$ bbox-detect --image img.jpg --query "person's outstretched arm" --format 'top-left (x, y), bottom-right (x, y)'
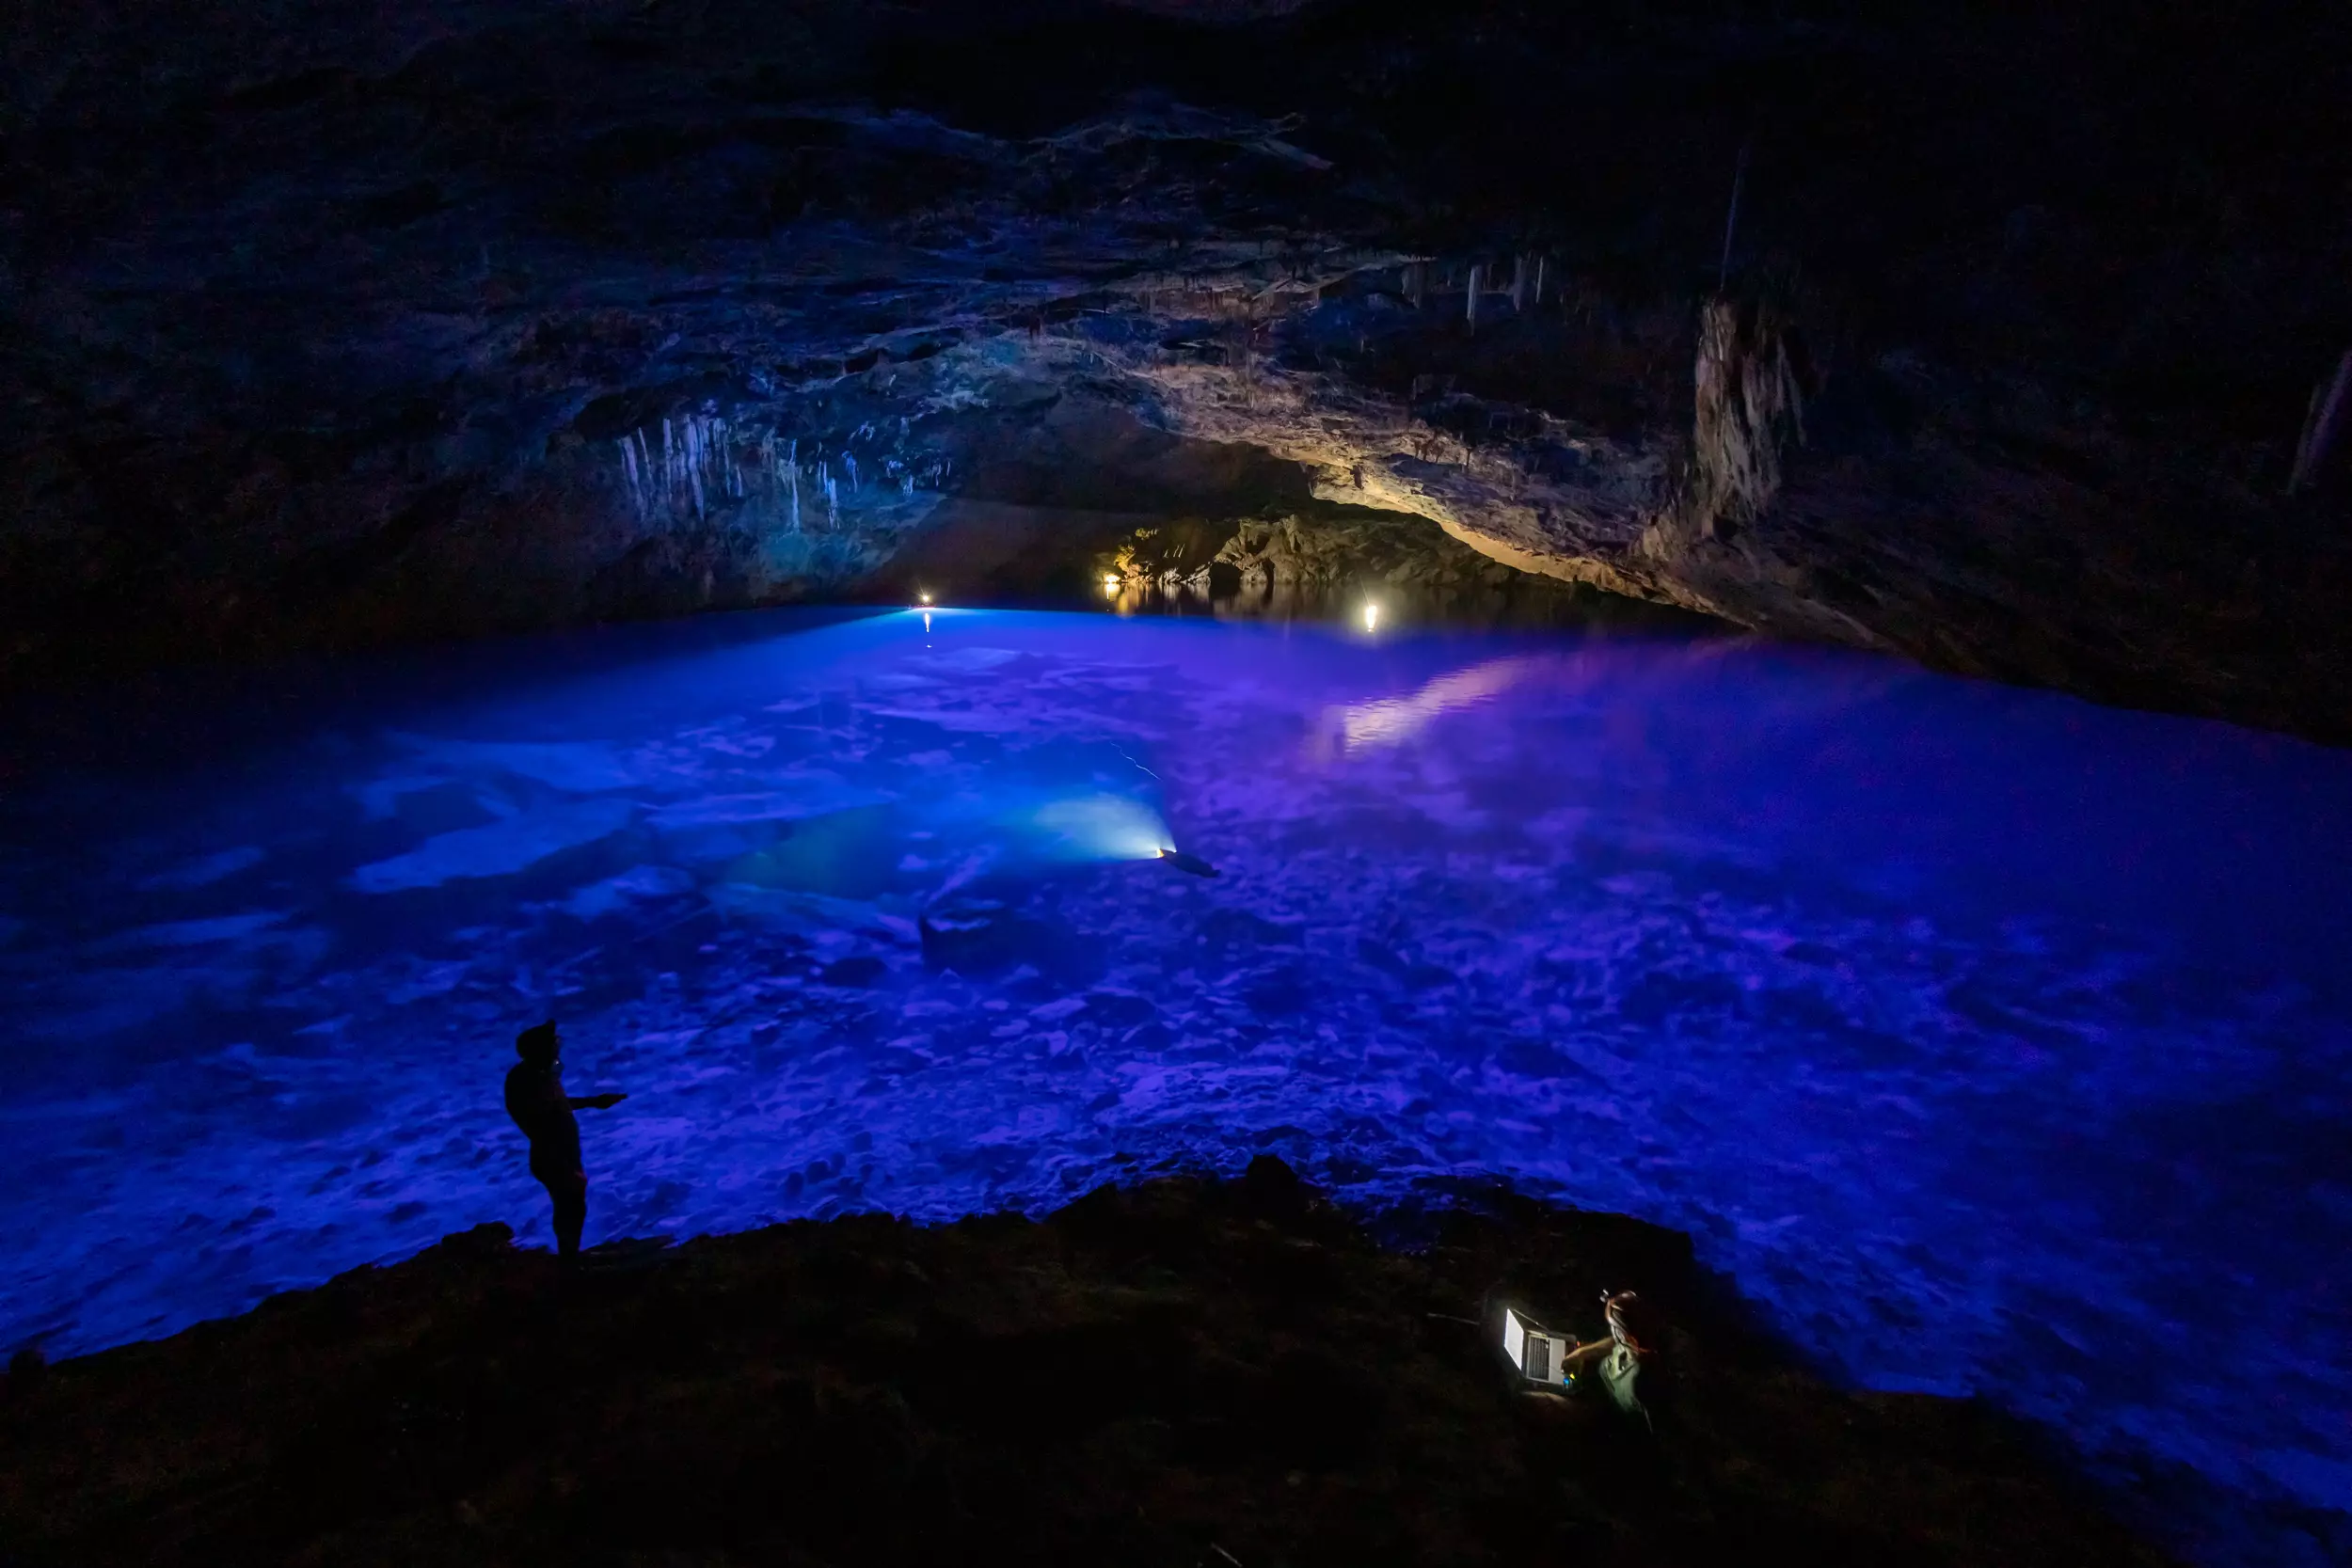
top-left (567, 1091), bottom-right (628, 1110)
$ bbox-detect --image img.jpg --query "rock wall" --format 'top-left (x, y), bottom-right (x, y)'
top-left (3, 0), bottom-right (2347, 738)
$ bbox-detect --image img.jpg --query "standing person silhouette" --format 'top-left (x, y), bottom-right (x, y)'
top-left (504, 1021), bottom-right (626, 1258)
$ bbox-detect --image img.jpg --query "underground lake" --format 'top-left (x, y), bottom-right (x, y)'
top-left (1, 605), bottom-right (2347, 1562)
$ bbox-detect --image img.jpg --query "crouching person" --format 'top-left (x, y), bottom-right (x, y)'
top-left (1564, 1290), bottom-right (1663, 1425)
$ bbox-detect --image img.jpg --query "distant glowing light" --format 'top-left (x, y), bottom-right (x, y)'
top-left (1102, 575), bottom-right (1121, 598)
top-left (1361, 602), bottom-right (1381, 632)
top-left (917, 592), bottom-right (934, 606)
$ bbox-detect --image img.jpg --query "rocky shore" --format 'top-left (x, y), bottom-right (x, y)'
top-left (0, 1164), bottom-right (2171, 1566)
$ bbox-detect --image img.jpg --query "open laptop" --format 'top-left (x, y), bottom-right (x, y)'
top-left (1502, 1307), bottom-right (1577, 1387)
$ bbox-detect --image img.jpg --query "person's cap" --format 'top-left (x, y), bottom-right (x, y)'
top-left (516, 1020), bottom-right (559, 1058)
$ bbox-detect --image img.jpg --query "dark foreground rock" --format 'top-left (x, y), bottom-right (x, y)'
top-left (0, 1167), bottom-right (2170, 1567)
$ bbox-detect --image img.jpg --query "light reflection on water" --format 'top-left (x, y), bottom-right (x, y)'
top-left (1322, 654), bottom-right (1540, 752)
top-left (1, 608), bottom-right (2347, 1563)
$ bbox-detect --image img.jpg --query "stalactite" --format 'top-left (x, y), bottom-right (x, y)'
top-left (1535, 256), bottom-right (1548, 307)
top-left (844, 453), bottom-right (859, 492)
top-left (1719, 144), bottom-right (1751, 292)
top-left (1466, 263), bottom-right (1483, 333)
top-left (1511, 255), bottom-right (1527, 312)
top-left (618, 439), bottom-right (642, 517)
top-left (2291, 347), bottom-right (2352, 495)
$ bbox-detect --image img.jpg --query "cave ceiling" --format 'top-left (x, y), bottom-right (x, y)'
top-left (3, 0), bottom-right (2346, 738)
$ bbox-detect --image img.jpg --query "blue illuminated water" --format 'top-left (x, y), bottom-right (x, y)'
top-left (2, 608), bottom-right (2347, 1561)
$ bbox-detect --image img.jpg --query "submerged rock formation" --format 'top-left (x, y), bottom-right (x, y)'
top-left (0, 1169), bottom-right (2174, 1565)
top-left (3, 0), bottom-right (2346, 737)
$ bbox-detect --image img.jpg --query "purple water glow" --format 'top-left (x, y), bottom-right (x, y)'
top-left (2, 608), bottom-right (2347, 1560)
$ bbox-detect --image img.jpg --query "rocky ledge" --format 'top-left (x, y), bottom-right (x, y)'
top-left (0, 1164), bottom-right (2169, 1566)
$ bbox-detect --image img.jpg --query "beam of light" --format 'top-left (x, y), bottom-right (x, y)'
top-left (1320, 655), bottom-right (1538, 753)
top-left (1020, 793), bottom-right (1172, 863)
top-left (1361, 601), bottom-right (1381, 632)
